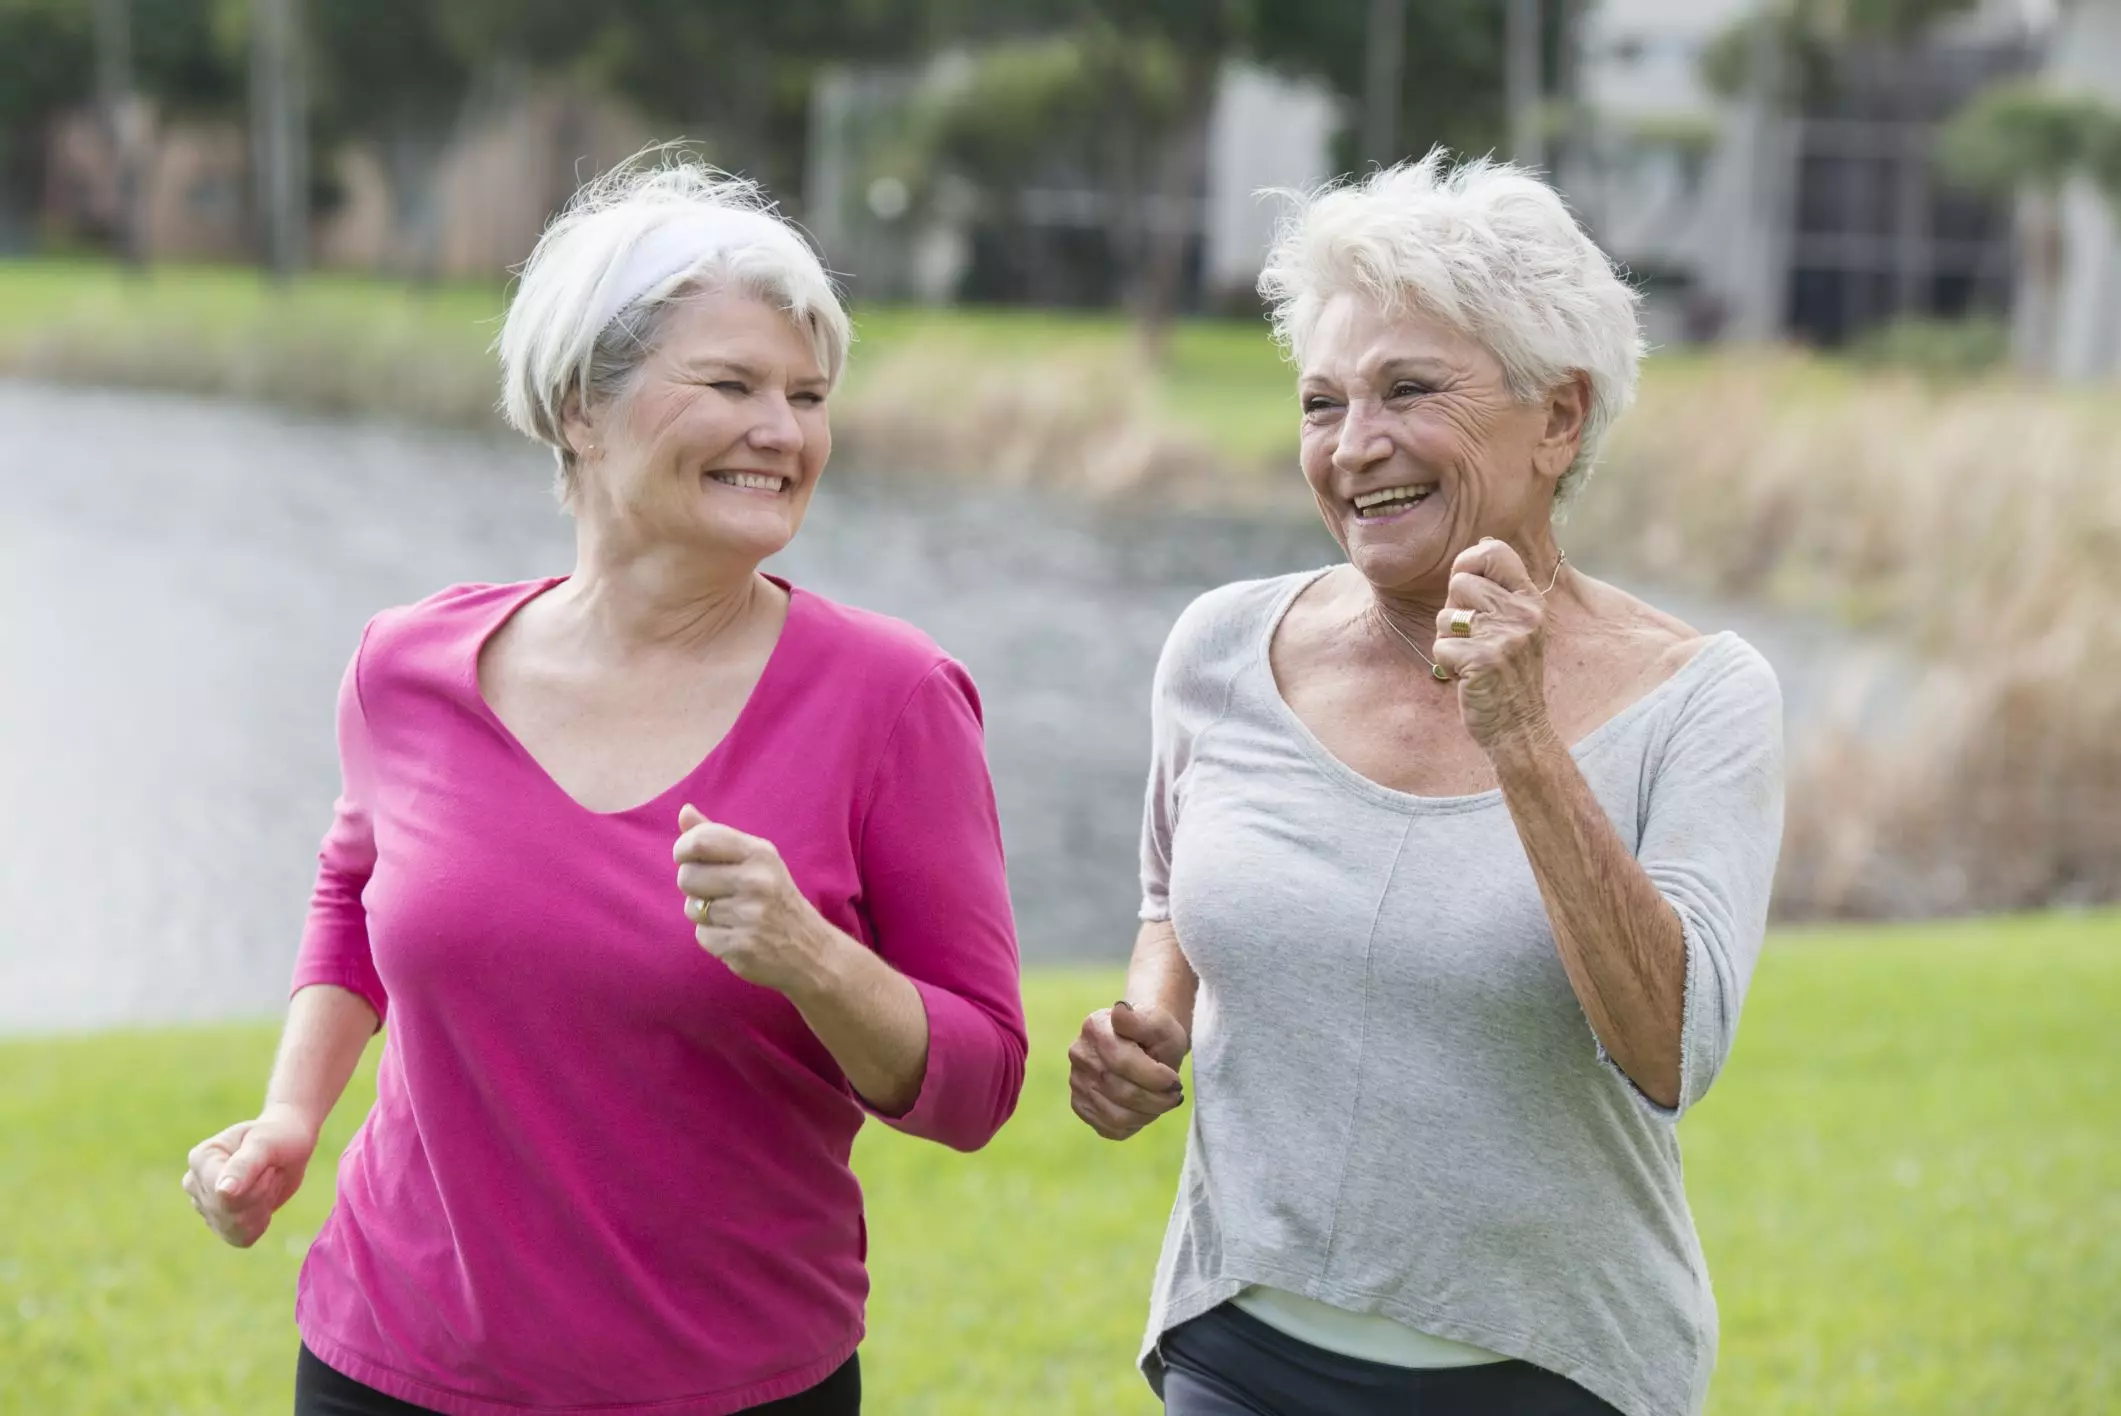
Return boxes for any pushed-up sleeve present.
[289,621,388,1025]
[856,660,1027,1152]
[1619,641,1786,1120]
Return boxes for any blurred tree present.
[1700,0,1982,106]
[899,22,1184,307]
[1936,80,2121,373]
[882,0,1542,346]
[0,0,93,242]
[0,0,243,255]
[299,0,472,280]
[503,0,936,205]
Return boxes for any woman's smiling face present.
[1297,292,1565,595]
[573,287,832,564]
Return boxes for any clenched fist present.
[676,803,841,999]
[1068,1000,1189,1141]
[1430,537,1562,752]
[181,1106,319,1248]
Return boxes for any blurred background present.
[1,1,2116,1412]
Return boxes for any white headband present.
[593,209,792,332]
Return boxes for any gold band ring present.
[1446,608,1476,637]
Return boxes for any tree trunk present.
[93,0,147,267]
[1362,0,1407,167]
[1506,0,1545,171]
[2012,188,2065,377]
[1137,55,1215,366]
[250,0,308,280]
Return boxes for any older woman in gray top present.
[1067,153,1784,1416]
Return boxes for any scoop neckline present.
[1250,566,1739,815]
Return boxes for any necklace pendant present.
[1432,663,1452,682]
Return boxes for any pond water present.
[0,382,1884,1032]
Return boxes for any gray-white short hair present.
[1258,150,1645,503]
[498,147,851,500]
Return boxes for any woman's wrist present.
[781,909,866,1009]
[1485,713,1567,779]
[257,1099,326,1148]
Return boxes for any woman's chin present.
[682,518,797,566]
[1344,517,1453,586]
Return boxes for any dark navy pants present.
[1159,1304,1625,1416]
[294,1344,860,1415]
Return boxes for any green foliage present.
[906,24,1184,207]
[1803,0,1983,44]
[0,0,91,163]
[1701,0,1981,105]
[4,919,2119,1412]
[1699,7,1840,105]
[1936,80,2121,199]
[1846,313,2009,378]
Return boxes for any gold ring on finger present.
[1447,608,1476,637]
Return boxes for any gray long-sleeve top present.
[1136,570,1786,1416]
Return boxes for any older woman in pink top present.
[178,153,1028,1416]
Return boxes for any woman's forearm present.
[264,984,381,1140]
[1491,727,1686,1109]
[1125,920,1198,1042]
[788,925,932,1116]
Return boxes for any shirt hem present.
[1140,1262,1682,1416]
[295,1307,862,1416]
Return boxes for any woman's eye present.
[792,392,825,408]
[1390,381,1429,399]
[711,380,748,395]
[1302,397,1340,415]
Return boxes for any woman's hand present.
[676,803,843,999]
[181,1105,320,1248]
[1430,538,1558,753]
[1068,1001,1189,1141]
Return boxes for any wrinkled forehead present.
[1297,290,1496,386]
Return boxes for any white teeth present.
[712,472,787,493]
[1354,485,1434,512]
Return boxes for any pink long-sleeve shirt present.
[290,577,1027,1415]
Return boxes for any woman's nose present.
[746,395,804,455]
[1332,402,1392,474]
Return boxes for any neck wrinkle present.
[562,517,775,659]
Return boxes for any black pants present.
[1159,1304,1623,1416]
[295,1344,860,1415]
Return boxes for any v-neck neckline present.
[465,574,805,819]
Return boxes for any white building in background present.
[1201,64,1343,301]
[1566,0,1756,339]
[2035,0,2121,379]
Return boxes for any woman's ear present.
[559,391,597,463]
[1535,371,1593,485]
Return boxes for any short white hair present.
[498,146,851,499]
[1258,150,1645,503]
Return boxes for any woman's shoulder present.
[788,584,960,694]
[1162,570,1323,666]
[360,580,550,662]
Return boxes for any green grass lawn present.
[2,914,2115,1414]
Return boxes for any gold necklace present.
[1373,551,1568,682]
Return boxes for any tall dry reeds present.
[1583,357,2121,917]
[831,336,1233,501]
